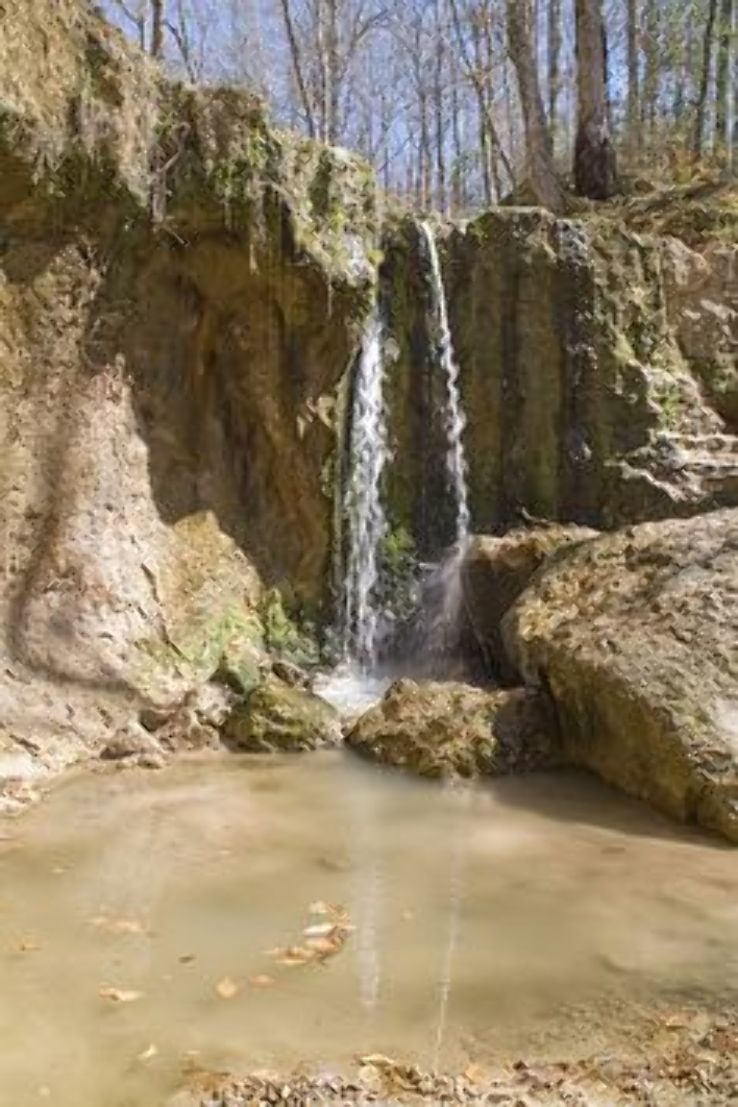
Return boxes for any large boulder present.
[462,525,598,680]
[225,678,342,753]
[346,679,557,778]
[504,509,738,843]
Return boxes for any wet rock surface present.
[505,508,738,843]
[346,679,557,777]
[462,526,598,681]
[225,678,342,753]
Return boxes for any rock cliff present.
[0,0,377,792]
[383,206,738,555]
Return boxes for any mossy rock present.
[225,677,341,753]
[346,679,557,778]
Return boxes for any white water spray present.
[342,308,390,672]
[420,221,471,549]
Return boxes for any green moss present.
[259,588,320,668]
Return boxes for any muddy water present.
[0,755,736,1107]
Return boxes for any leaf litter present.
[265,901,354,970]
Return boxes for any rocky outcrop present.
[225,678,341,752]
[382,211,738,554]
[462,525,598,680]
[0,0,377,793]
[347,679,556,777]
[503,509,738,843]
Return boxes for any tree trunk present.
[547,0,562,149]
[151,0,164,58]
[694,0,718,160]
[641,0,659,143]
[433,0,447,213]
[715,0,734,160]
[507,0,565,211]
[626,0,640,162]
[573,0,617,199]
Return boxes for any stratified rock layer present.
[504,509,738,842]
[0,0,376,790]
[347,679,556,777]
[462,525,598,681]
[383,212,738,554]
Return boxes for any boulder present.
[462,525,598,680]
[346,679,557,778]
[225,678,342,753]
[504,509,738,843]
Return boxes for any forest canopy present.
[103,0,737,213]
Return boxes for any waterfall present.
[413,223,472,671]
[342,308,389,672]
[420,221,471,549]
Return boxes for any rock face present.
[347,679,556,777]
[462,525,598,680]
[0,0,376,788]
[382,210,738,555]
[504,509,738,843]
[225,679,342,753]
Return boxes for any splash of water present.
[342,308,389,671]
[420,221,471,549]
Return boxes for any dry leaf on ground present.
[100,987,143,1004]
[248,974,275,988]
[215,976,239,999]
[90,915,147,936]
[137,1044,158,1062]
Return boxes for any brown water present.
[0,753,736,1106]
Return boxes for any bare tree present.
[715,0,735,160]
[279,0,318,139]
[547,0,562,149]
[626,0,640,161]
[507,0,565,210]
[151,0,164,57]
[694,0,719,161]
[573,0,617,199]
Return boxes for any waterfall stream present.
[420,221,471,549]
[342,308,389,672]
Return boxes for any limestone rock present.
[504,508,738,843]
[100,720,167,766]
[383,211,738,554]
[462,525,598,680]
[346,679,557,778]
[225,678,342,753]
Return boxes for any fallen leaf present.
[99,987,143,1003]
[17,940,40,952]
[90,915,146,936]
[464,1063,489,1085]
[215,976,239,999]
[359,1053,397,1068]
[137,1043,158,1062]
[304,936,340,955]
[303,921,336,938]
[273,947,316,967]
[248,974,275,988]
[178,954,196,964]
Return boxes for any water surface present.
[0,753,736,1106]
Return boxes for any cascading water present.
[341,308,390,673]
[416,223,473,668]
[420,221,471,549]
